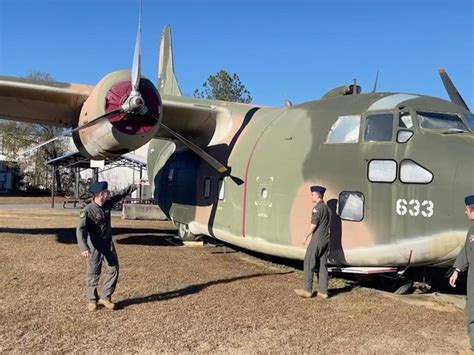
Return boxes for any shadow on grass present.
[117,271,294,309]
[329,284,355,297]
[0,227,177,245]
[116,235,182,246]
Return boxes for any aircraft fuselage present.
[148,92,474,268]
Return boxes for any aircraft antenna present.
[372,70,379,93]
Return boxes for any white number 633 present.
[396,199,434,218]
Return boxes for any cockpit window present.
[417,111,469,132]
[325,115,361,144]
[364,113,393,142]
[464,114,474,130]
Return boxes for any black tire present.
[394,281,414,294]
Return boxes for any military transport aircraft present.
[0,2,473,291]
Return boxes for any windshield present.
[464,114,474,130]
[416,111,470,132]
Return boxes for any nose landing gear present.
[176,222,199,241]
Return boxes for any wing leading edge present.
[0,76,92,127]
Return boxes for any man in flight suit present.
[449,194,474,349]
[295,185,331,299]
[77,181,136,311]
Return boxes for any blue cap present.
[89,181,108,194]
[310,185,326,194]
[465,195,474,205]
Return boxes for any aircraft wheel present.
[394,281,414,294]
[378,276,414,294]
[177,222,198,241]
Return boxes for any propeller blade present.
[19,133,69,156]
[438,68,470,112]
[159,123,228,174]
[19,108,123,156]
[131,0,143,93]
[71,108,123,133]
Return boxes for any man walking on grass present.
[76,181,136,311]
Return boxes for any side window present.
[399,113,414,129]
[368,160,397,183]
[397,112,414,143]
[203,178,211,198]
[364,113,393,142]
[218,178,225,200]
[399,160,433,184]
[397,130,414,143]
[338,191,365,222]
[325,115,361,144]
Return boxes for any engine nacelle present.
[73,70,161,159]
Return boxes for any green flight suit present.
[304,200,331,294]
[76,185,135,302]
[453,226,474,349]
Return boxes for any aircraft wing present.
[157,95,232,147]
[0,75,230,147]
[0,75,93,127]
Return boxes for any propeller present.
[159,123,228,173]
[22,0,229,174]
[20,0,148,156]
[19,108,123,155]
[121,0,147,115]
[131,0,142,94]
[438,68,470,112]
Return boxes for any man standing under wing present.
[295,185,331,299]
[450,194,474,350]
[77,181,136,311]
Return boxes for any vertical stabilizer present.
[158,25,182,96]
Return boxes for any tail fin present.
[158,25,182,96]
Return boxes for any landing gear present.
[176,222,198,241]
[378,276,414,294]
[394,281,414,294]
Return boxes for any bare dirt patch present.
[0,209,468,353]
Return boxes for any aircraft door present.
[362,111,399,249]
[392,110,447,265]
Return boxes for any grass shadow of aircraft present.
[117,271,294,310]
[0,227,177,245]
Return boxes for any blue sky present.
[0,0,472,107]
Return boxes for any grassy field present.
[0,206,469,353]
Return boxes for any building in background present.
[77,142,151,200]
[0,134,16,192]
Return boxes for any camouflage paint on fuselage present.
[149,91,473,268]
